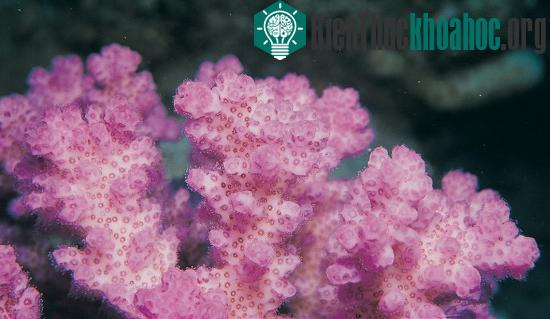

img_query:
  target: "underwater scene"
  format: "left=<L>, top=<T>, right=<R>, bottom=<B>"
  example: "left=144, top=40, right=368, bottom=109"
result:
left=0, top=1, right=549, bottom=318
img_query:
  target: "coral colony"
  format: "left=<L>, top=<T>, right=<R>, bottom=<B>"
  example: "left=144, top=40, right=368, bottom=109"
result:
left=0, top=44, right=540, bottom=319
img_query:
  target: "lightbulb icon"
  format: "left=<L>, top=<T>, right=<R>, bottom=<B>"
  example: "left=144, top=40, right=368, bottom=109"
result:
left=264, top=10, right=296, bottom=60
left=254, top=1, right=306, bottom=60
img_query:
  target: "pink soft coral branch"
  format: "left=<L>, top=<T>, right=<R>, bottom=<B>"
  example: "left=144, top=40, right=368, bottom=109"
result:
left=0, top=245, right=41, bottom=319
left=168, top=55, right=374, bottom=318
left=17, top=102, right=180, bottom=317
left=0, top=45, right=187, bottom=318
left=291, top=145, right=539, bottom=318
left=0, top=44, right=179, bottom=177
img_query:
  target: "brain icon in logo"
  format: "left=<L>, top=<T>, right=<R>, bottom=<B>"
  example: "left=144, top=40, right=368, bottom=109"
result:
left=267, top=13, right=294, bottom=39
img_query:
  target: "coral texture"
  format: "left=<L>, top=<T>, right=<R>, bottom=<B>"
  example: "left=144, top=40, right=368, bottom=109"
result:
left=0, top=44, right=179, bottom=177
left=0, top=47, right=540, bottom=319
left=16, top=103, right=179, bottom=316
left=170, top=55, right=374, bottom=318
left=291, top=146, right=539, bottom=318
left=0, top=45, right=191, bottom=318
left=0, top=245, right=41, bottom=319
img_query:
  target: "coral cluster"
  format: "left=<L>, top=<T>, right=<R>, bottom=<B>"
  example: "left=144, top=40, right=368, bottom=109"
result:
left=0, top=45, right=187, bottom=318
left=291, top=146, right=539, bottom=318
left=0, top=44, right=179, bottom=178
left=0, top=45, right=540, bottom=319
left=20, top=103, right=180, bottom=316
left=172, top=55, right=373, bottom=318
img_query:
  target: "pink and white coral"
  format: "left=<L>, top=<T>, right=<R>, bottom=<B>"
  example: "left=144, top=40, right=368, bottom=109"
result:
left=0, top=44, right=179, bottom=176
left=0, top=245, right=41, bottom=319
left=0, top=48, right=540, bottom=319
left=0, top=45, right=188, bottom=318
left=291, top=145, right=539, bottom=318
left=13, top=102, right=180, bottom=317
left=168, top=55, right=374, bottom=318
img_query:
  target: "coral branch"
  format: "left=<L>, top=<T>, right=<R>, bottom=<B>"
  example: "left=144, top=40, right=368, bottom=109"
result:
left=172, top=55, right=374, bottom=318
left=0, top=245, right=41, bottom=319
left=291, top=145, right=539, bottom=318
left=0, top=44, right=179, bottom=178
left=11, top=102, right=178, bottom=317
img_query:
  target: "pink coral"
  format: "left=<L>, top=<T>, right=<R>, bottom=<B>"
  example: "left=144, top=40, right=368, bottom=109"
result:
left=11, top=102, right=179, bottom=317
left=0, top=245, right=41, bottom=319
left=0, top=44, right=179, bottom=176
left=170, top=55, right=374, bottom=318
left=0, top=95, right=37, bottom=173
left=133, top=268, right=228, bottom=319
left=84, top=45, right=179, bottom=141
left=0, top=46, right=186, bottom=319
left=0, top=48, right=539, bottom=319
left=291, top=145, right=539, bottom=318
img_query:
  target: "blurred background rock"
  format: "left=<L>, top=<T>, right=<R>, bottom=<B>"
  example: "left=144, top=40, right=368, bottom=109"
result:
left=0, top=0, right=548, bottom=318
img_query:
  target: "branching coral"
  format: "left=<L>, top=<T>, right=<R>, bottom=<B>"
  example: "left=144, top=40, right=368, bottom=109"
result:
left=0, top=45, right=189, bottom=318
left=17, top=103, right=180, bottom=316
left=0, top=46, right=539, bottom=319
left=169, top=54, right=373, bottom=318
left=291, top=146, right=539, bottom=318
left=0, top=44, right=179, bottom=178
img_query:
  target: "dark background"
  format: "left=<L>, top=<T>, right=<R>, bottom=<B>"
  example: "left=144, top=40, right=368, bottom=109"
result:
left=0, top=0, right=548, bottom=318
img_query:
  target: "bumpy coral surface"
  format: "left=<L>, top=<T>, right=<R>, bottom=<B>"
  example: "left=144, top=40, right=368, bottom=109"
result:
left=18, top=103, right=180, bottom=316
left=170, top=55, right=374, bottom=318
left=291, top=146, right=539, bottom=318
left=0, top=245, right=41, bottom=319
left=0, top=47, right=539, bottom=319
left=137, top=57, right=372, bottom=318
left=0, top=44, right=179, bottom=177
left=0, top=45, right=189, bottom=318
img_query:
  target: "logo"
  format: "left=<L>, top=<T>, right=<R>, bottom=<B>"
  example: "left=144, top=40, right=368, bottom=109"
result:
left=254, top=1, right=306, bottom=60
